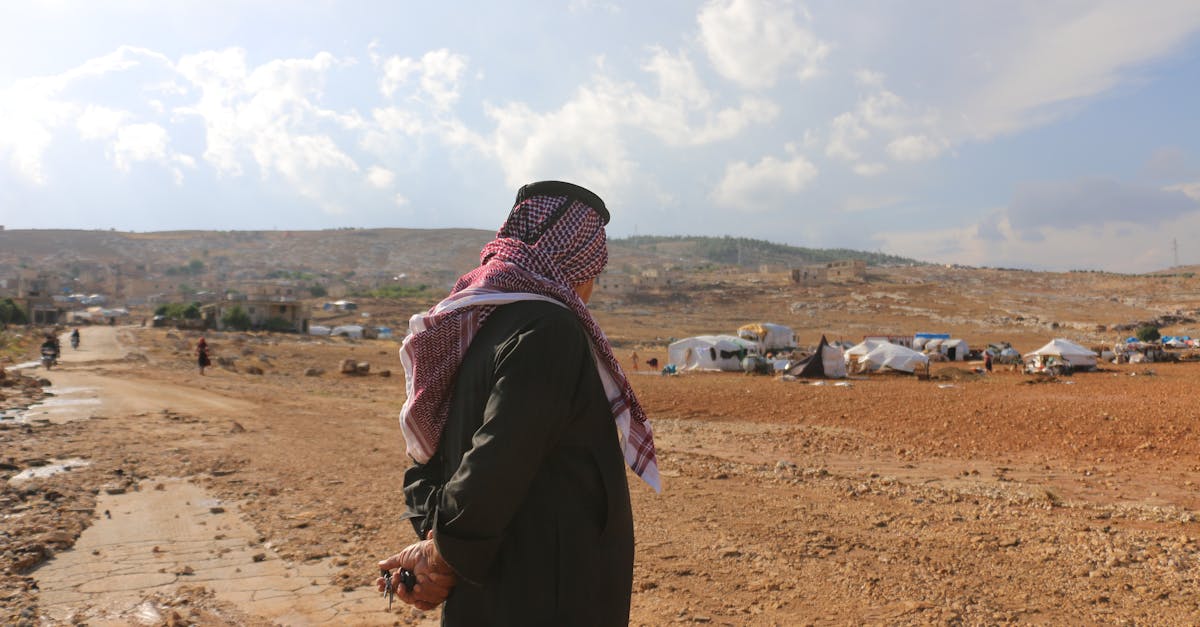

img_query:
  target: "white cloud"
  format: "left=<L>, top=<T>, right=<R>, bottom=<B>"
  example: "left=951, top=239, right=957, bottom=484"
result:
left=960, top=2, right=1200, bottom=139
left=486, top=95, right=635, bottom=195
left=175, top=48, right=361, bottom=208
left=366, top=165, right=395, bottom=188
left=482, top=49, right=778, bottom=194
left=711, top=152, right=817, bottom=211
left=697, top=0, right=829, bottom=89
left=852, top=162, right=886, bottom=177
left=1005, top=178, right=1199, bottom=240
left=875, top=212, right=1194, bottom=273
left=1167, top=182, right=1200, bottom=202
left=826, top=112, right=866, bottom=161
left=887, top=134, right=945, bottom=162
left=825, top=76, right=946, bottom=172
left=112, top=122, right=169, bottom=171
left=379, top=49, right=468, bottom=110
left=633, top=49, right=780, bottom=146
left=77, top=106, right=130, bottom=140
left=394, top=193, right=409, bottom=207
left=0, top=46, right=171, bottom=183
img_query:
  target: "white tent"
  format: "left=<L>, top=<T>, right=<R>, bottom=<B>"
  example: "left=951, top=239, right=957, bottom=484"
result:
left=855, top=343, right=930, bottom=373
left=924, top=338, right=969, bottom=361
left=737, top=323, right=797, bottom=353
left=668, top=335, right=756, bottom=371
left=1028, top=339, right=1098, bottom=369
left=331, top=324, right=365, bottom=339
left=843, top=338, right=891, bottom=362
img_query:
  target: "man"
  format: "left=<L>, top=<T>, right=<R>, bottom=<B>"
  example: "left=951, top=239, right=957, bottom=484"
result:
left=377, top=181, right=659, bottom=625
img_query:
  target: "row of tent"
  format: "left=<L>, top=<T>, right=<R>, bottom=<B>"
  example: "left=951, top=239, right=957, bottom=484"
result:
left=666, top=334, right=1103, bottom=377
left=666, top=335, right=934, bottom=376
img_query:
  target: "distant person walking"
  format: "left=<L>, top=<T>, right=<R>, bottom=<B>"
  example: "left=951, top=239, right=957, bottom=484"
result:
left=196, top=338, right=211, bottom=375
left=631, top=350, right=640, bottom=371
left=984, top=351, right=993, bottom=374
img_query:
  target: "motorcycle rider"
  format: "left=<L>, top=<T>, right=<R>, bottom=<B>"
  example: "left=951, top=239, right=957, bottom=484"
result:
left=70, top=328, right=80, bottom=349
left=40, top=333, right=61, bottom=368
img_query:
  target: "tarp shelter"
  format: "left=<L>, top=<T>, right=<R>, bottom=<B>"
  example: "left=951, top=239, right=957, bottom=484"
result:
left=1028, top=339, right=1098, bottom=370
left=737, top=323, right=797, bottom=353
left=331, top=324, right=364, bottom=339
left=913, top=332, right=950, bottom=350
left=924, top=338, right=969, bottom=361
left=787, top=335, right=847, bottom=379
left=308, top=325, right=332, bottom=336
left=668, top=335, right=756, bottom=371
left=844, top=338, right=891, bottom=362
left=853, top=343, right=929, bottom=374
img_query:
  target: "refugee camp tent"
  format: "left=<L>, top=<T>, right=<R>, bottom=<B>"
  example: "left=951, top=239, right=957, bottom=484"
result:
left=737, top=323, right=797, bottom=353
left=843, top=338, right=891, bottom=363
left=331, top=324, right=365, bottom=339
left=787, top=336, right=847, bottom=379
left=1028, top=339, right=1098, bottom=370
left=668, top=335, right=756, bottom=371
left=912, top=332, right=950, bottom=350
left=854, top=343, right=929, bottom=374
left=308, top=325, right=332, bottom=336
left=924, top=338, right=969, bottom=361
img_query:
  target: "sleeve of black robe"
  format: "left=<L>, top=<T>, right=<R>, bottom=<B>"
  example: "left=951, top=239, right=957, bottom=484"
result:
left=431, top=309, right=592, bottom=583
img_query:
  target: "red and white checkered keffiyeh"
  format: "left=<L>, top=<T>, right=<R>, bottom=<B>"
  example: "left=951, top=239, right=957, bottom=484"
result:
left=399, top=193, right=660, bottom=491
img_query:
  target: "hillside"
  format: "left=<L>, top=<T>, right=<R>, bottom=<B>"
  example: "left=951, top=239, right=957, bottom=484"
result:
left=614, top=235, right=924, bottom=268
left=0, top=229, right=916, bottom=287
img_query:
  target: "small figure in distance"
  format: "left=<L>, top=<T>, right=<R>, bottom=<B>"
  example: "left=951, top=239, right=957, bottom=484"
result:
left=631, top=350, right=639, bottom=371
left=70, top=328, right=80, bottom=350
left=196, top=337, right=211, bottom=375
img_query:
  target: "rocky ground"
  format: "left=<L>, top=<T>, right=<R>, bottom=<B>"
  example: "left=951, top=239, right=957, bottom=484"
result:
left=2, top=304, right=1200, bottom=624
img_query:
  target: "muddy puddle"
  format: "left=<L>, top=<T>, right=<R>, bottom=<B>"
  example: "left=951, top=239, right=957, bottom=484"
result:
left=2, top=387, right=101, bottom=424
left=35, top=477, right=438, bottom=626
left=7, top=459, right=91, bottom=485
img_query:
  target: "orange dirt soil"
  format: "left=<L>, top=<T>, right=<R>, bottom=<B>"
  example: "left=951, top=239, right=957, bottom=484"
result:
left=4, top=264, right=1200, bottom=625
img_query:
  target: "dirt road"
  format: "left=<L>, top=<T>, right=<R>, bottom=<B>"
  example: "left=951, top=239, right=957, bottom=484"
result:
left=4, top=326, right=1200, bottom=625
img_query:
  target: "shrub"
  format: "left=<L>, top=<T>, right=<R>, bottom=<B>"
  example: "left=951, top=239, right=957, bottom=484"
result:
left=262, top=317, right=295, bottom=332
left=1135, top=325, right=1161, bottom=342
left=154, top=302, right=202, bottom=320
left=0, top=298, right=28, bottom=324
left=222, top=305, right=252, bottom=331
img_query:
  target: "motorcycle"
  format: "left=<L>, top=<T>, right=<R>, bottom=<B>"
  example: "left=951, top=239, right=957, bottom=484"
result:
left=70, top=335, right=80, bottom=350
left=41, top=346, right=59, bottom=370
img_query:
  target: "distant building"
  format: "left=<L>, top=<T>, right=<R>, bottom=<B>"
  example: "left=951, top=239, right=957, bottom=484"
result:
left=791, top=259, right=867, bottom=284
left=596, top=272, right=634, bottom=296
left=203, top=297, right=309, bottom=333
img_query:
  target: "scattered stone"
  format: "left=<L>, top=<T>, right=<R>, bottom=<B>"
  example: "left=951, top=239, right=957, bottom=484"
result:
left=103, top=484, right=127, bottom=495
left=340, top=359, right=371, bottom=375
left=209, top=506, right=226, bottom=514
left=229, top=421, right=246, bottom=433
left=252, top=553, right=267, bottom=562
left=377, top=369, right=391, bottom=377
left=304, top=367, right=323, bottom=377
left=244, top=365, right=264, bottom=376
left=176, top=565, right=194, bottom=576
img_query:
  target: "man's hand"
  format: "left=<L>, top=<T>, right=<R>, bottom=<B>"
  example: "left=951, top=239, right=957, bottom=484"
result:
left=376, top=531, right=458, bottom=611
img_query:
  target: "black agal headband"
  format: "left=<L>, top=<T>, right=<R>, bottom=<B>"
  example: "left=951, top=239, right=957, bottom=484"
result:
left=511, top=180, right=610, bottom=244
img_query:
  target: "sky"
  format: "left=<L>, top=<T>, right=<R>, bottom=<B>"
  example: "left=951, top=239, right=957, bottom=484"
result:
left=1, top=0, right=1199, bottom=272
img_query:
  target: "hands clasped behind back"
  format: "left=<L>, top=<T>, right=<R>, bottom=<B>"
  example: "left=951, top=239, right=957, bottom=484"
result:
left=376, top=532, right=458, bottom=611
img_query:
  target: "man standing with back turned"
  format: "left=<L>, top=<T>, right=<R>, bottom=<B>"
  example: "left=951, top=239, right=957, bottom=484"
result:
left=377, top=181, right=660, bottom=625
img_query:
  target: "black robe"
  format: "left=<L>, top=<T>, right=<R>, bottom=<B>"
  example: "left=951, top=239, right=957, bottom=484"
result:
left=403, top=300, right=634, bottom=626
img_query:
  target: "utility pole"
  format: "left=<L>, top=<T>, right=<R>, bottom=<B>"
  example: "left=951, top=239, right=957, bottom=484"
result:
left=1174, top=238, right=1179, bottom=268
